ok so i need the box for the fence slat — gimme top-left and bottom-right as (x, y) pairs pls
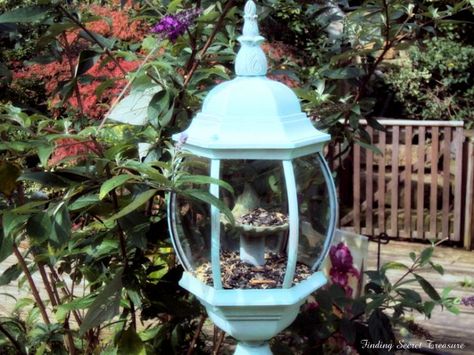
(378, 130), (386, 233)
(416, 127), (426, 239)
(442, 127), (452, 239)
(404, 126), (413, 238)
(390, 126), (400, 236)
(354, 143), (361, 234)
(430, 126), (439, 239)
(453, 127), (464, 242)
(366, 127), (374, 236)
(464, 132), (474, 250)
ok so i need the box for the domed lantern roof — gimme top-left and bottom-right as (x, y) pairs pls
(173, 0), (330, 160)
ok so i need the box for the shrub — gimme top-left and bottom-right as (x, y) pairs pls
(385, 37), (474, 126)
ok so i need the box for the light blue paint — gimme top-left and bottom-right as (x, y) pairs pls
(282, 160), (299, 288)
(166, 1), (339, 354)
(179, 271), (327, 346)
(210, 159), (223, 289)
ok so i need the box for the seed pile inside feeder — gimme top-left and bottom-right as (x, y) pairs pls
(195, 251), (312, 289)
(237, 208), (288, 227)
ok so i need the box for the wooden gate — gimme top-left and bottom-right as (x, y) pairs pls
(340, 119), (465, 242)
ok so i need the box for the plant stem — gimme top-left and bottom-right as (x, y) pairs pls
(37, 263), (59, 307)
(12, 244), (51, 325)
(213, 329), (226, 355)
(48, 265), (83, 326)
(187, 314), (207, 355)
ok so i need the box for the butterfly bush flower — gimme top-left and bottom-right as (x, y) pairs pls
(151, 8), (202, 42)
(329, 242), (360, 296)
(461, 296), (474, 307)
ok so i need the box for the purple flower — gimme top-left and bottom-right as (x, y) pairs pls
(151, 8), (202, 42)
(329, 242), (360, 296)
(461, 296), (474, 307)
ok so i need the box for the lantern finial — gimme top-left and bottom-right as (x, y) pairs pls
(235, 0), (268, 76)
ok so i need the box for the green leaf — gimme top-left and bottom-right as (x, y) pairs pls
(147, 90), (170, 126)
(78, 30), (116, 49)
(0, 230), (13, 263)
(37, 144), (54, 167)
(181, 190), (234, 224)
(79, 269), (123, 335)
(321, 66), (365, 80)
(20, 172), (71, 188)
(176, 175), (234, 194)
(382, 261), (408, 271)
(355, 140), (382, 155)
(121, 160), (170, 186)
(96, 80), (117, 99)
(368, 310), (396, 345)
(2, 212), (28, 238)
(59, 78), (77, 106)
(55, 295), (95, 323)
(75, 50), (100, 77)
(366, 117), (386, 132)
(0, 62), (12, 83)
(107, 189), (157, 222)
(397, 288), (422, 304)
(366, 295), (385, 312)
(423, 301), (435, 316)
(430, 262), (444, 275)
(26, 212), (52, 244)
(409, 252), (416, 262)
(109, 87), (161, 126)
(419, 247), (434, 266)
(0, 6), (49, 23)
(118, 327), (147, 355)
(50, 203), (72, 247)
(69, 194), (101, 211)
(0, 161), (21, 196)
(0, 264), (22, 286)
(11, 201), (49, 214)
(414, 274), (441, 301)
(100, 175), (136, 200)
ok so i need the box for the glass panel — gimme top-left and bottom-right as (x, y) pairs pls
(170, 157), (211, 271)
(220, 159), (288, 254)
(214, 160), (290, 288)
(294, 154), (331, 269)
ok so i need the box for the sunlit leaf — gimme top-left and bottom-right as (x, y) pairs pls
(99, 175), (136, 200)
(107, 189), (158, 221)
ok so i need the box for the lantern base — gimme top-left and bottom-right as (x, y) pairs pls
(235, 341), (272, 355)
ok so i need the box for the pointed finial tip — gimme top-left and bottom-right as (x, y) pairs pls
(244, 1), (257, 17)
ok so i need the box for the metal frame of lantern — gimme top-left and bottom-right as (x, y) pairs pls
(167, 1), (338, 354)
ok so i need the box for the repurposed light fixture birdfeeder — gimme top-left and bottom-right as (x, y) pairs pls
(167, 1), (338, 354)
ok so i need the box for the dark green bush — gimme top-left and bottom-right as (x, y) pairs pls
(385, 37), (474, 126)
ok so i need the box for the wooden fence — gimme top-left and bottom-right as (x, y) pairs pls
(339, 119), (467, 244)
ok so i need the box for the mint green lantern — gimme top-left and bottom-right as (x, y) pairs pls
(168, 1), (338, 354)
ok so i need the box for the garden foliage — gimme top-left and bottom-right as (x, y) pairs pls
(0, 0), (472, 353)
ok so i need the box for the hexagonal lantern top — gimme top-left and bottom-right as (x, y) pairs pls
(167, 1), (338, 354)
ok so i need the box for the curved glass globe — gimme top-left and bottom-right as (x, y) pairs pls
(168, 153), (337, 289)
